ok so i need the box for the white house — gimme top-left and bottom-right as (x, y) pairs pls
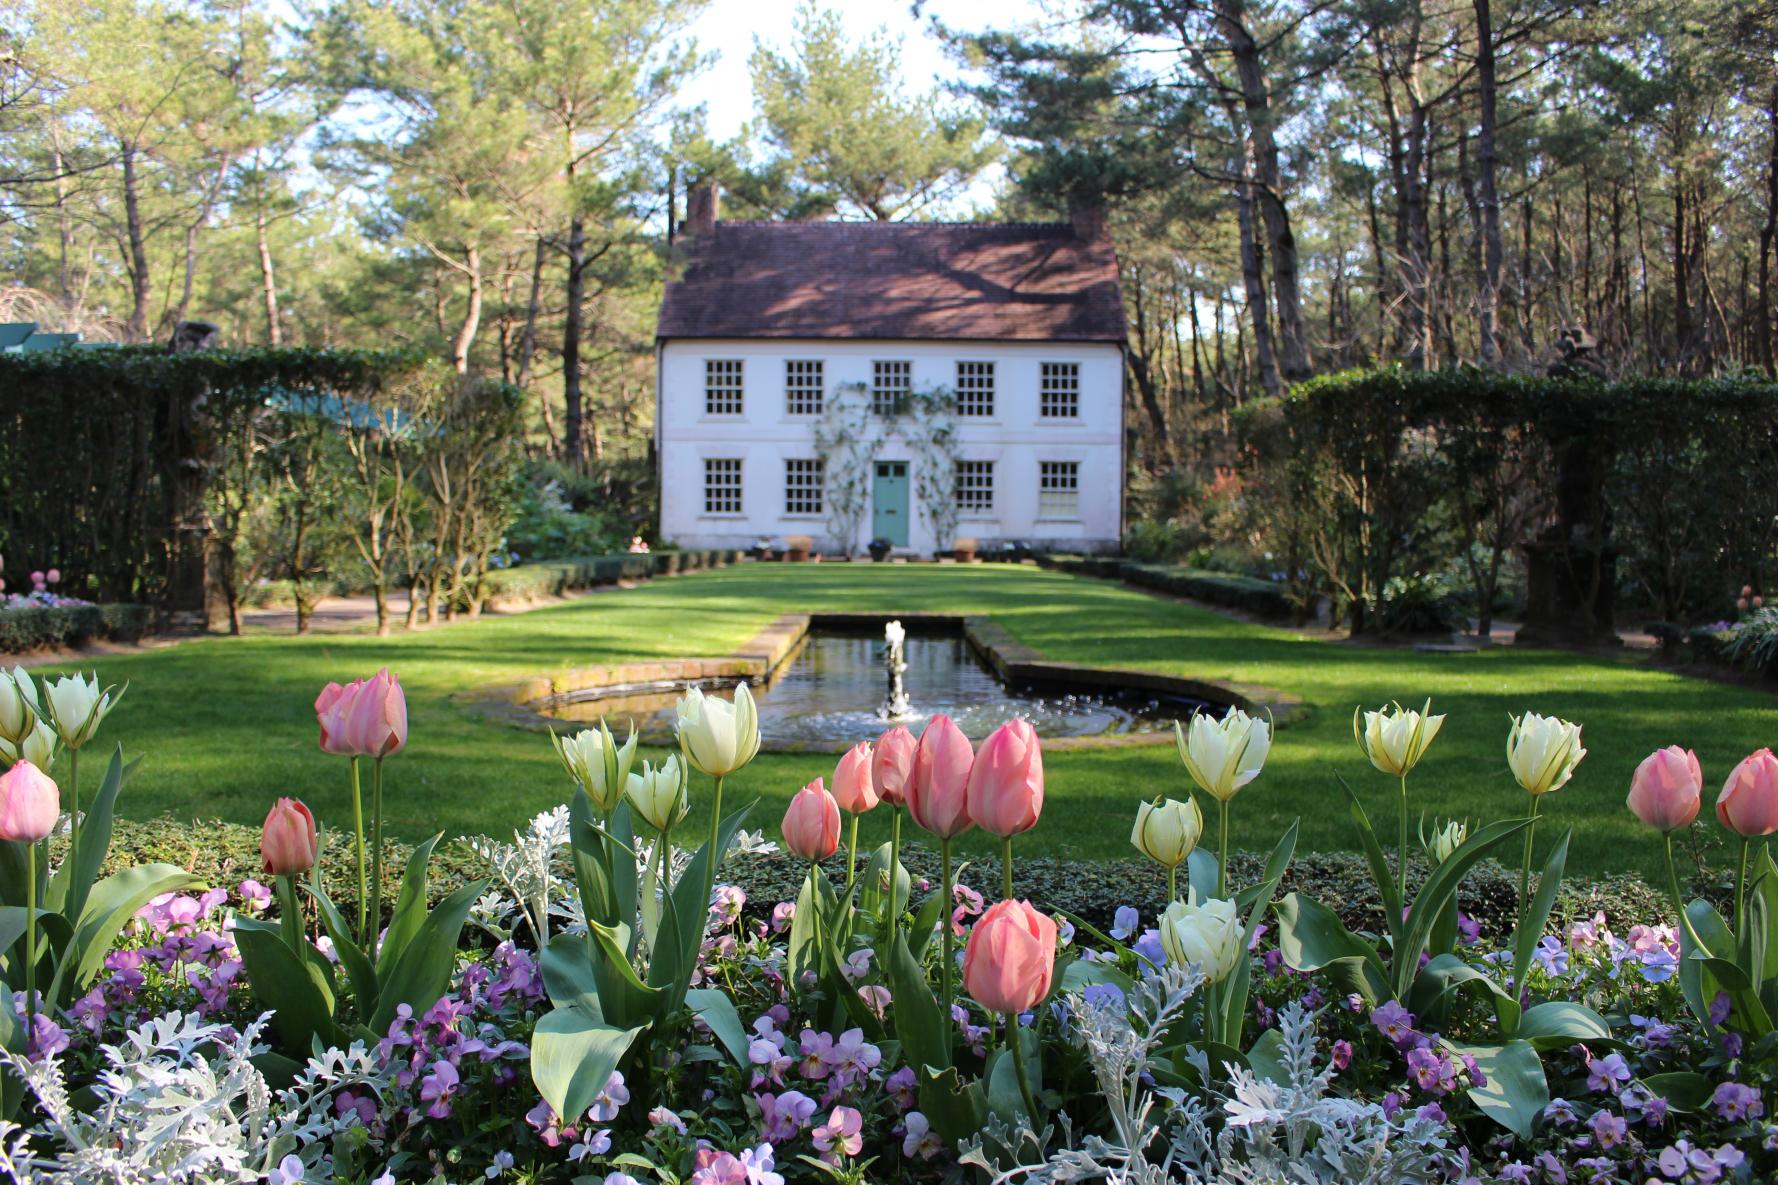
(654, 184), (1127, 555)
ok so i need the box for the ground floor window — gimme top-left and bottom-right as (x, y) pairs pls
(956, 459), (994, 513)
(785, 458), (824, 515)
(1038, 460), (1079, 518)
(704, 457), (743, 514)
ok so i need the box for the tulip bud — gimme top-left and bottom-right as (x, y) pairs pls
(676, 684), (760, 778)
(555, 720), (638, 813)
(627, 754), (689, 833)
(966, 719), (1044, 838)
(1738, 597), (1750, 613)
(1626, 746), (1702, 834)
(1506, 712), (1586, 796)
(963, 899), (1058, 1014)
(1174, 707), (1269, 803)
(1159, 895), (1243, 984)
(909, 714), (974, 839)
(260, 798), (318, 876)
(1354, 699), (1444, 777)
(1717, 749), (1778, 837)
(0, 760), (59, 843)
(831, 741), (879, 815)
(1131, 796), (1203, 869)
(0, 669), (38, 747)
(43, 671), (117, 751)
(0, 719), (59, 771)
(872, 724), (917, 806)
(1421, 818), (1467, 865)
(782, 778), (842, 861)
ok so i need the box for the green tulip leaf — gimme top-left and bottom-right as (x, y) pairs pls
(45, 746), (130, 923)
(529, 1004), (643, 1124)
(1515, 1001), (1611, 1050)
(686, 987), (748, 1064)
(232, 917), (345, 1054)
(1273, 892), (1387, 997)
(54, 863), (198, 1003)
(377, 834), (442, 976)
(1639, 1071), (1715, 1113)
(368, 879), (486, 1033)
(1397, 817), (1529, 999)
(906, 886), (948, 964)
(917, 1065), (986, 1143)
(886, 930), (950, 1075)
(540, 933), (604, 1016)
(1509, 828), (1572, 1015)
(1334, 775), (1403, 948)
(1446, 1039), (1547, 1139)
(1186, 848), (1219, 905)
(304, 884), (378, 1016)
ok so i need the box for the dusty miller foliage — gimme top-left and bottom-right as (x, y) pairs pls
(0, 1011), (383, 1183)
(966, 976), (1448, 1185)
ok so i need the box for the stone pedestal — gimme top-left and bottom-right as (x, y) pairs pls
(1517, 538), (1620, 648)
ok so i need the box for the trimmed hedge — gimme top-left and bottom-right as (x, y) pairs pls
(103, 814), (1671, 942)
(1039, 555), (1295, 620)
(477, 549), (742, 605)
(0, 602), (151, 652)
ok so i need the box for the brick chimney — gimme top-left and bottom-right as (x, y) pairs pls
(686, 180), (720, 236)
(1069, 196), (1108, 242)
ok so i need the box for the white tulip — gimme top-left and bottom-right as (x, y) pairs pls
(1422, 818), (1467, 865)
(0, 668), (37, 745)
(1506, 712), (1586, 796)
(627, 754), (689, 833)
(1355, 699), (1444, 777)
(1160, 894), (1244, 984)
(554, 720), (637, 813)
(1174, 707), (1270, 803)
(1130, 796), (1204, 869)
(42, 671), (118, 750)
(0, 718), (59, 770)
(676, 683), (761, 778)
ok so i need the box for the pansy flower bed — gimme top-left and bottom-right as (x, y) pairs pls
(0, 668), (1772, 1184)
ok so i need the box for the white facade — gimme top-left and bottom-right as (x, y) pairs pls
(655, 338), (1124, 555)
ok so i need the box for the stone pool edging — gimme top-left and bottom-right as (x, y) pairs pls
(456, 611), (1306, 752)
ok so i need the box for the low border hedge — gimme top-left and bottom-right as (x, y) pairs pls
(1039, 554), (1295, 620)
(0, 602), (151, 653)
(478, 548), (735, 604)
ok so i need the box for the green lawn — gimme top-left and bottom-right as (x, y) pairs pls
(36, 564), (1772, 880)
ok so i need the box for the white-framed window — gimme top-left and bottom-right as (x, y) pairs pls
(872, 360), (912, 416)
(955, 361), (995, 417)
(1038, 460), (1080, 518)
(785, 458), (824, 515)
(705, 359), (744, 415)
(955, 460), (994, 514)
(703, 458), (743, 514)
(1039, 362), (1080, 419)
(785, 359), (824, 416)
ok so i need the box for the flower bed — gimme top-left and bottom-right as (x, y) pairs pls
(0, 669), (1772, 1183)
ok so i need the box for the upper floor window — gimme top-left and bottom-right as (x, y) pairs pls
(785, 359), (824, 416)
(785, 458), (825, 515)
(1038, 460), (1080, 518)
(955, 459), (994, 514)
(704, 457), (743, 514)
(1039, 362), (1080, 419)
(705, 359), (744, 415)
(955, 361), (995, 417)
(872, 360), (912, 416)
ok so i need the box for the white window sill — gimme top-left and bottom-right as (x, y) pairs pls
(1035, 515), (1082, 524)
(699, 415), (745, 423)
(958, 512), (997, 521)
(781, 513), (825, 521)
(1036, 417), (1081, 425)
(699, 513), (747, 520)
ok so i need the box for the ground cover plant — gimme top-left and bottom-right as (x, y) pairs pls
(0, 644), (1773, 1184)
(24, 564), (1778, 881)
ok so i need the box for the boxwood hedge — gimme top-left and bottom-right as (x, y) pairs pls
(0, 603), (151, 652)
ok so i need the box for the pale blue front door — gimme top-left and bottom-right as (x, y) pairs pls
(872, 461), (910, 546)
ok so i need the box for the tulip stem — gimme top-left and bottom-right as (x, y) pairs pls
(277, 873), (304, 955)
(939, 835), (954, 1022)
(1217, 799), (1230, 900)
(1001, 836), (1014, 902)
(845, 814), (859, 890)
(1167, 864), (1178, 905)
(1734, 836), (1751, 945)
(887, 807), (902, 941)
(370, 757), (385, 955)
(349, 756), (366, 945)
(1007, 1011), (1040, 1122)
(702, 774), (726, 934)
(66, 747), (78, 875)
(24, 841), (37, 1035)
(1398, 774), (1410, 903)
(1517, 795), (1543, 929)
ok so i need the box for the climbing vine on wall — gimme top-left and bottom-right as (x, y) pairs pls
(811, 381), (959, 555)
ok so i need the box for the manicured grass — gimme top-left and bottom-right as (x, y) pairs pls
(39, 564), (1773, 880)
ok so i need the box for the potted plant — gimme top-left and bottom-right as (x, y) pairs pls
(952, 536), (978, 563)
(867, 537), (893, 562)
(785, 534), (813, 562)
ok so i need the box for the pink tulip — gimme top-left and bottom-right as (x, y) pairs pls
(1626, 746), (1701, 833)
(316, 669), (408, 758)
(831, 741), (879, 814)
(872, 725), (917, 807)
(44, 569), (59, 586)
(782, 778), (841, 861)
(0, 760), (59, 843)
(966, 719), (1044, 838)
(261, 797), (318, 875)
(1718, 749), (1778, 837)
(1738, 597), (1749, 613)
(963, 898), (1057, 1014)
(909, 714), (974, 839)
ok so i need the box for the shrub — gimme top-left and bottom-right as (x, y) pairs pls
(1050, 556), (1295, 620)
(0, 602), (151, 653)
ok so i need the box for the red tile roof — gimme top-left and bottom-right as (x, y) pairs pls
(656, 220), (1126, 344)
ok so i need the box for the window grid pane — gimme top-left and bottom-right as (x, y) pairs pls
(1039, 362), (1080, 418)
(955, 460), (994, 513)
(873, 360), (912, 416)
(705, 359), (744, 415)
(1038, 460), (1079, 517)
(785, 458), (825, 515)
(704, 458), (743, 514)
(785, 360), (824, 416)
(955, 361), (995, 417)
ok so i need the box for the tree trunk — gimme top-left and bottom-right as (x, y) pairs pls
(1473, 0), (1503, 366)
(451, 245), (483, 374)
(121, 143), (152, 342)
(1761, 89), (1778, 374)
(257, 207), (282, 346)
(1233, 140), (1282, 398)
(563, 215), (586, 466)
